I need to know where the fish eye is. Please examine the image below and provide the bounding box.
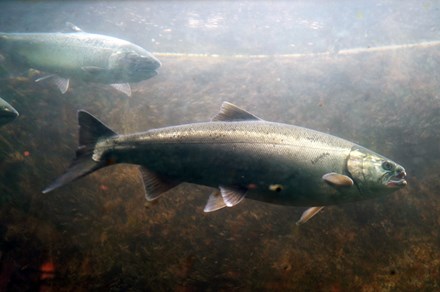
[382,161,394,171]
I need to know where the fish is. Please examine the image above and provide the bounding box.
[43,102,407,224]
[0,97,18,126]
[0,23,161,97]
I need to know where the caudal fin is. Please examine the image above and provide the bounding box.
[42,110,117,193]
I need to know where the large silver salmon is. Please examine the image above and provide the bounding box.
[0,97,18,126]
[43,102,407,224]
[0,25,160,96]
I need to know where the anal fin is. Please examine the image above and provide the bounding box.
[35,74,70,94]
[296,206,324,225]
[203,189,227,212]
[139,167,179,201]
[219,185,246,207]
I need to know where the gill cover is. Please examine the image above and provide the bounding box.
[347,147,406,197]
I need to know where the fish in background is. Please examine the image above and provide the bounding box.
[43,102,407,225]
[0,23,161,97]
[0,97,18,126]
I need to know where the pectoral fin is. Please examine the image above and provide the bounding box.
[35,74,70,94]
[219,185,246,207]
[296,206,324,225]
[110,83,132,97]
[139,167,180,201]
[322,173,353,187]
[203,189,227,212]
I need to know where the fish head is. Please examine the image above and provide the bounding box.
[109,50,161,82]
[347,146,407,197]
[0,98,19,126]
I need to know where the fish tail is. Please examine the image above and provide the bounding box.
[42,111,117,193]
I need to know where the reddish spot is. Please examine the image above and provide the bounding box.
[23,151,30,157]
[247,183,258,190]
[40,261,55,280]
[106,157,117,165]
[328,283,341,292]
[100,185,109,191]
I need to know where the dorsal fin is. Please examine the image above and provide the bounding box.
[65,22,83,32]
[211,102,262,122]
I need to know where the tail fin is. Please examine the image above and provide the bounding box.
[42,110,117,193]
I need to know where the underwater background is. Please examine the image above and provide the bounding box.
[0,1,439,290]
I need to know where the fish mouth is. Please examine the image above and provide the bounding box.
[142,69,158,80]
[134,57,160,79]
[127,67,158,82]
[141,55,161,71]
[386,170,407,188]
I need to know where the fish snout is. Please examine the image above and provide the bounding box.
[131,55,160,77]
[145,54,161,70]
[387,166,407,188]
[0,102,19,125]
[0,110,18,125]
[396,167,406,179]
[3,106,19,117]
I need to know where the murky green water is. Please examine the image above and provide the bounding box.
[0,1,439,290]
